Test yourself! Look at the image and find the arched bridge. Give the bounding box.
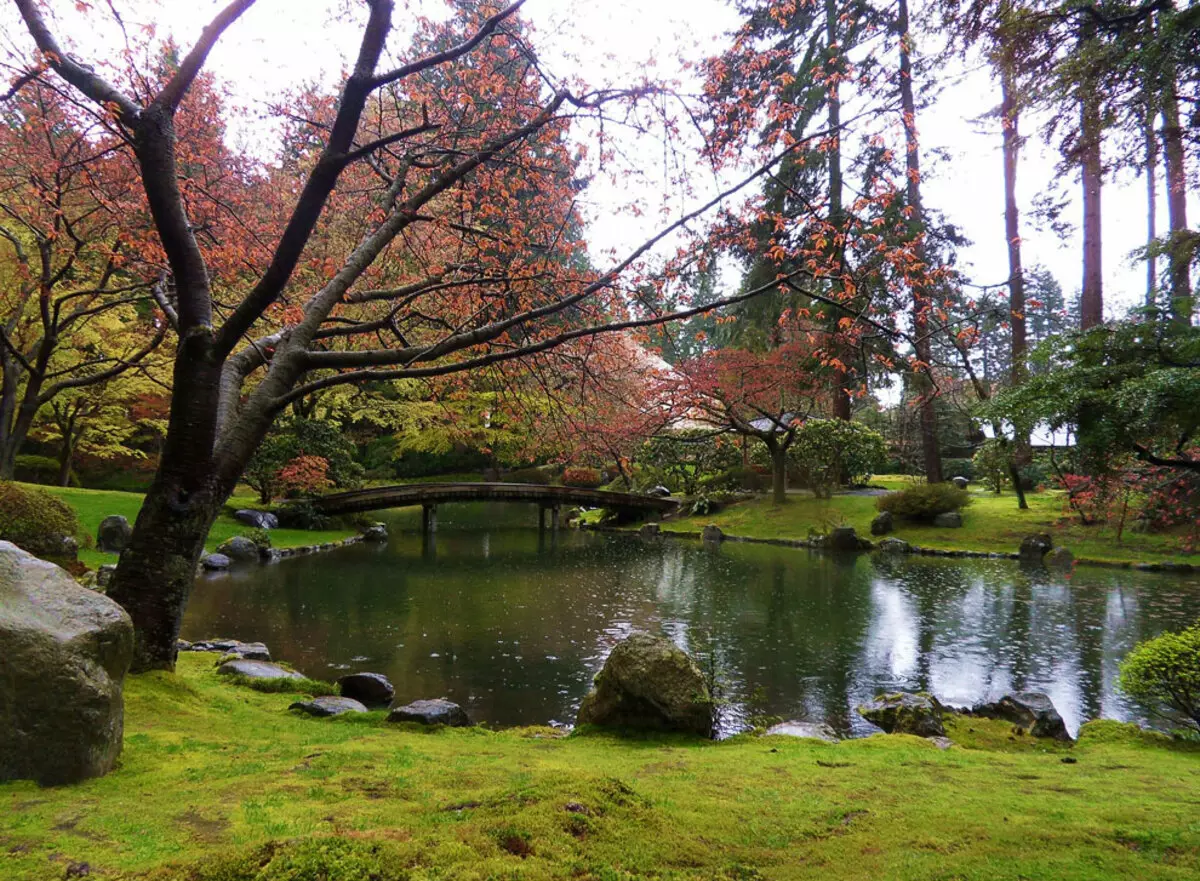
[304,482,678,533]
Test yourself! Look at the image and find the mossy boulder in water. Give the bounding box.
[576,632,714,737]
[858,692,946,737]
[0,541,133,785]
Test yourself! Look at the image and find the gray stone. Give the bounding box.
[338,672,395,706]
[639,523,661,537]
[1044,547,1074,569]
[876,537,911,554]
[870,511,894,536]
[216,535,261,562]
[764,721,840,743]
[576,632,714,737]
[215,641,271,661]
[0,541,133,785]
[388,698,470,727]
[701,524,723,543]
[200,553,231,570]
[96,515,132,553]
[927,736,954,750]
[973,692,1072,741]
[933,512,963,528]
[361,523,388,542]
[97,564,117,590]
[857,692,946,737]
[217,659,304,681]
[826,526,861,552]
[290,696,368,717]
[646,486,672,498]
[951,476,970,490]
[1018,533,1053,561]
[234,509,279,530]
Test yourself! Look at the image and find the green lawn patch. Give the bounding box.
[28,484,357,570]
[657,477,1194,567]
[1,653,1197,879]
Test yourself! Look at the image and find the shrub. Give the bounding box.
[0,481,80,558]
[942,458,974,480]
[242,528,272,550]
[700,466,768,493]
[1018,462,1049,491]
[1118,623,1200,733]
[788,419,888,498]
[277,454,333,498]
[275,499,333,530]
[876,483,971,521]
[971,439,1011,494]
[13,454,61,485]
[505,466,552,484]
[562,466,603,488]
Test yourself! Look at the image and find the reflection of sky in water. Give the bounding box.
[183,516,1200,738]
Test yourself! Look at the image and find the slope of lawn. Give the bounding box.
[656,476,1195,567]
[30,484,357,569]
[1,653,1197,880]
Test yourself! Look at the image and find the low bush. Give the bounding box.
[0,481,80,558]
[700,466,769,493]
[1019,462,1049,491]
[275,499,334,531]
[505,466,553,485]
[876,482,971,521]
[242,528,273,550]
[562,466,603,488]
[1118,623,1200,733]
[13,454,61,485]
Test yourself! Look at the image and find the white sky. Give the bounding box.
[10,0,1194,318]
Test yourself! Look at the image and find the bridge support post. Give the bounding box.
[422,504,438,535]
[551,504,561,533]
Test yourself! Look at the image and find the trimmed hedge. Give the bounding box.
[876,483,970,521]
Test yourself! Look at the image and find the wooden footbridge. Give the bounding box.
[305,482,678,533]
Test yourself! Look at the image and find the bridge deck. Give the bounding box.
[307,482,678,516]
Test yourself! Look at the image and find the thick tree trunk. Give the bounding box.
[898,0,941,484]
[826,0,853,419]
[1161,79,1192,325]
[1002,70,1026,385]
[1145,98,1159,309]
[766,437,788,505]
[1079,96,1104,330]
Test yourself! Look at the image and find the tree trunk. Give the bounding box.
[1161,77,1191,325]
[826,0,853,419]
[1145,95,1159,309]
[768,438,788,505]
[1079,93,1104,329]
[56,421,76,487]
[1002,68,1026,385]
[898,0,942,484]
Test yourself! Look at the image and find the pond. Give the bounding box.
[181,505,1200,737]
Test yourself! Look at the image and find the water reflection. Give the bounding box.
[183,517,1200,737]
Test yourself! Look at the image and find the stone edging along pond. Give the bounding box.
[583,523,1197,574]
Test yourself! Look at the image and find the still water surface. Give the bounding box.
[182,508,1200,737]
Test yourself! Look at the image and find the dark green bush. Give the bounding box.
[13,454,61,485]
[242,528,272,550]
[505,466,553,485]
[876,483,971,521]
[701,466,768,493]
[1019,462,1049,490]
[275,499,334,530]
[0,481,79,558]
[942,458,974,480]
[1118,623,1200,733]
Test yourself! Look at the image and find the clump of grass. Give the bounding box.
[220,673,337,696]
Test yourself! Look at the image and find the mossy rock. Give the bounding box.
[577,631,714,737]
[858,691,946,737]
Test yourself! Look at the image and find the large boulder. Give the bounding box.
[388,698,470,727]
[234,509,279,530]
[96,515,132,553]
[870,511,894,536]
[876,537,911,554]
[826,526,862,552]
[973,692,1072,741]
[0,541,133,785]
[764,721,839,743]
[360,523,388,542]
[1044,547,1074,570]
[576,632,714,737]
[701,524,723,543]
[933,512,963,528]
[216,535,261,562]
[200,553,231,571]
[338,672,395,706]
[857,692,946,737]
[1018,533,1053,561]
[217,659,303,681]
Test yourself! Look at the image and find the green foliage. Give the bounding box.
[639,431,741,495]
[505,466,553,485]
[275,499,335,531]
[244,418,364,503]
[942,458,974,481]
[242,528,272,550]
[0,481,79,556]
[972,440,1011,494]
[1119,624,1200,732]
[876,483,971,521]
[700,466,769,493]
[12,454,61,485]
[689,490,738,516]
[788,419,887,498]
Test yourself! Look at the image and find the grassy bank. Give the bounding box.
[1,654,1197,880]
[653,477,1195,567]
[33,485,357,570]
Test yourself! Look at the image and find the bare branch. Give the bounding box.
[155,0,256,112]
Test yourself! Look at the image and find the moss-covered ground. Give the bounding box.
[2,654,1198,880]
[32,485,357,570]
[652,476,1195,567]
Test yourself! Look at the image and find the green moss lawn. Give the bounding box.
[1,654,1198,879]
[31,484,357,570]
[655,476,1195,567]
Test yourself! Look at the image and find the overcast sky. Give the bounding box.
[13,0,1197,318]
